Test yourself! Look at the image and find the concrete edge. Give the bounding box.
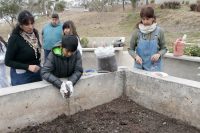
[1,70,200,132]
[0,74,104,96]
[126,69,200,129]
[0,72,124,132]
[130,69,200,88]
[164,53,200,62]
[82,47,123,52]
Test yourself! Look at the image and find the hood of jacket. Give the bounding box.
[52,45,77,59]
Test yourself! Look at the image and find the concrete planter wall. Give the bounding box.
[84,37,125,48]
[0,70,200,132]
[126,70,200,130]
[82,50,200,82]
[163,53,200,82]
[82,47,124,70]
[120,52,200,82]
[0,72,124,132]
[81,36,125,71]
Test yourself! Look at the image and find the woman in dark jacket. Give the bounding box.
[5,10,42,86]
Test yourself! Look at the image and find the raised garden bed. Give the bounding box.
[12,96,200,133]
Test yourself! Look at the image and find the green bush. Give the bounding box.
[168,46,173,53]
[160,1,181,9]
[197,0,200,12]
[80,37,89,48]
[150,0,155,4]
[130,0,137,8]
[160,4,164,9]
[190,4,197,11]
[55,2,65,12]
[190,0,200,12]
[168,45,200,57]
[184,45,200,57]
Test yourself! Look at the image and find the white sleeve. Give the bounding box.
[0,43,6,64]
[0,54,4,64]
[77,39,82,55]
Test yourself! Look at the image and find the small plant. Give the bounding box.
[168,46,173,53]
[168,45,200,57]
[190,4,197,11]
[184,45,200,57]
[160,4,164,9]
[190,0,200,12]
[160,1,181,9]
[80,37,89,48]
[175,20,180,25]
[55,2,65,12]
[130,0,137,8]
[150,0,155,4]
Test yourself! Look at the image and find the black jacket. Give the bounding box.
[5,26,41,70]
[41,46,83,88]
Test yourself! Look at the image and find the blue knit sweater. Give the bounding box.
[42,22,63,50]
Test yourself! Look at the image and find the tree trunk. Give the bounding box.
[123,0,125,11]
[146,0,149,5]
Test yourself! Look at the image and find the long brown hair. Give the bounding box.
[62,20,79,37]
[18,10,34,26]
[11,10,35,35]
[136,6,156,28]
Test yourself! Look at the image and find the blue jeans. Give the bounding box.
[0,64,9,88]
[10,68,42,86]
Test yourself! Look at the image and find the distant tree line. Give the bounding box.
[0,0,138,28]
[0,0,66,28]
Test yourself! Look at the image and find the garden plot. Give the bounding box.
[12,96,200,133]
[0,70,200,133]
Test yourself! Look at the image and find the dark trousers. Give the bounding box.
[10,68,42,86]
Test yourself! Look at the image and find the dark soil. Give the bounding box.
[12,96,200,133]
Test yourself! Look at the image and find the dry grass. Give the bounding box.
[154,5,200,45]
[0,4,200,48]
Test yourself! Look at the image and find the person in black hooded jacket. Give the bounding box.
[41,35,83,98]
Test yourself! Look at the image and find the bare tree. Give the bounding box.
[0,0,23,28]
[123,0,125,11]
[130,0,137,8]
[30,0,48,15]
[0,0,52,29]
[89,0,109,12]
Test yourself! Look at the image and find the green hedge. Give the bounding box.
[168,45,200,57]
[80,37,89,48]
[184,45,200,57]
[160,1,181,9]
